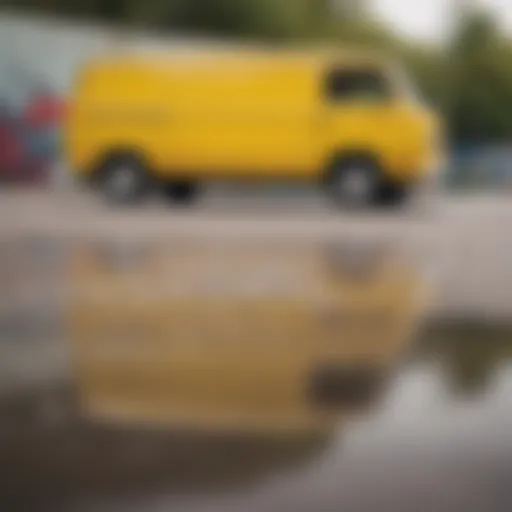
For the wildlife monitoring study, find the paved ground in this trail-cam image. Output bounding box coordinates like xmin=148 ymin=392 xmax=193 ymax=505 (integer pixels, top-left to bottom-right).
xmin=1 ymin=189 xmax=512 ymax=320
xmin=2 ymin=189 xmax=512 ymax=512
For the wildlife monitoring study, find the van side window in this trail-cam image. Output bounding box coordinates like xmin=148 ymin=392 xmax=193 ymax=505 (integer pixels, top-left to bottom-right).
xmin=325 ymin=68 xmax=391 ymax=102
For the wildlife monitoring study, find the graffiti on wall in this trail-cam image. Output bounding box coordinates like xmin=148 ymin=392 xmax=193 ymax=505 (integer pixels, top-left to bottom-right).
xmin=0 ymin=13 xmax=101 ymax=188
xmin=0 ymin=78 xmax=65 ymax=185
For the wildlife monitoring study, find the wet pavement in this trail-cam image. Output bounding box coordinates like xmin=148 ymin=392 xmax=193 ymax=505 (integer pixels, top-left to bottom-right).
xmin=3 ymin=190 xmax=512 ymax=321
xmin=2 ymin=323 xmax=512 ymax=512
xmin=1 ymin=211 xmax=512 ymax=511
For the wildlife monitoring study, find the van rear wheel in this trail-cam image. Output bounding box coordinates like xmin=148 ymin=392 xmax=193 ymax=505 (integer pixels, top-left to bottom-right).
xmin=98 ymin=154 xmax=151 ymax=205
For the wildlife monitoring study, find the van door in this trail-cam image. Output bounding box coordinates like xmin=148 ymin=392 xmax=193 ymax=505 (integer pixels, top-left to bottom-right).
xmin=322 ymin=65 xmax=396 ymax=164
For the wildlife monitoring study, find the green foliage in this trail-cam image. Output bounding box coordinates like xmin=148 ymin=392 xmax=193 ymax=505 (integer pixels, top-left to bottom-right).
xmin=448 ymin=8 xmax=512 ymax=142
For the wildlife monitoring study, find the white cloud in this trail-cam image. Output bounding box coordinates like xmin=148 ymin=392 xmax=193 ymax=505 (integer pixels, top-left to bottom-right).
xmin=371 ymin=0 xmax=512 ymax=42
xmin=371 ymin=0 xmax=451 ymax=42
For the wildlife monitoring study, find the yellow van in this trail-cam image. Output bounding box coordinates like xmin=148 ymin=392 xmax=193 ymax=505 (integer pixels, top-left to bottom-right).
xmin=66 ymin=48 xmax=441 ymax=207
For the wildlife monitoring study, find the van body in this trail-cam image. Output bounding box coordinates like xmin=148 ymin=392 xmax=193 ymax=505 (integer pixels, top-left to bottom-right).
xmin=66 ymin=49 xmax=442 ymax=206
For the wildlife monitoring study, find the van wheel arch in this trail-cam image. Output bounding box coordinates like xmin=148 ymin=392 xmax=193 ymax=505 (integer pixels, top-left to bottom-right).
xmin=323 ymin=151 xmax=382 ymax=184
xmin=93 ymin=148 xmax=152 ymax=183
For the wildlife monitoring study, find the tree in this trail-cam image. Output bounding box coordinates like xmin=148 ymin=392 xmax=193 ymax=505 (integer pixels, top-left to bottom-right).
xmin=448 ymin=8 xmax=512 ymax=142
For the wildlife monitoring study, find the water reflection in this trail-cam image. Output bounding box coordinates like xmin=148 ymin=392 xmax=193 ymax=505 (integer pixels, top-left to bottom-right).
xmin=1 ymin=235 xmax=512 ymax=511
xmin=67 ymin=237 xmax=428 ymax=431
xmin=416 ymin=323 xmax=512 ymax=399
xmin=1 ymin=411 xmax=329 ymax=510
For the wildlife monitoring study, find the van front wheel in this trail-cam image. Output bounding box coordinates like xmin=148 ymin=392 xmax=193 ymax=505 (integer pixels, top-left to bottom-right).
xmin=325 ymin=157 xmax=408 ymax=209
xmin=325 ymin=157 xmax=380 ymax=208
xmin=376 ymin=181 xmax=408 ymax=207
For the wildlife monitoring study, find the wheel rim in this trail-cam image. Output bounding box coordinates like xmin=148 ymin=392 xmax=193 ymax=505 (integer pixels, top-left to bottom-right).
xmin=105 ymin=165 xmax=138 ymax=199
xmin=335 ymin=166 xmax=373 ymax=204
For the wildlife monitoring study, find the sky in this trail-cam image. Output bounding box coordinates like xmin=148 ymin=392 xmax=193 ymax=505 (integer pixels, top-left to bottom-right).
xmin=371 ymin=0 xmax=512 ymax=42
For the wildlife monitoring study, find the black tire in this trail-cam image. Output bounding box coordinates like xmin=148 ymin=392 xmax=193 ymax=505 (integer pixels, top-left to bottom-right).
xmin=325 ymin=156 xmax=409 ymax=209
xmin=162 ymin=181 xmax=199 ymax=206
xmin=375 ymin=180 xmax=409 ymax=208
xmin=98 ymin=154 xmax=151 ymax=205
xmin=325 ymin=156 xmax=381 ymax=209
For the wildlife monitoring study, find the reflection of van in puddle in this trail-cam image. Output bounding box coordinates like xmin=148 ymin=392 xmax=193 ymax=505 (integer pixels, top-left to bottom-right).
xmin=68 ymin=238 xmax=429 ymax=432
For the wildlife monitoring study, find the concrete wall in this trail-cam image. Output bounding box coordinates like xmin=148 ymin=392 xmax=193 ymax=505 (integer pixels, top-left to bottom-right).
xmin=0 ymin=12 xmax=219 ymax=188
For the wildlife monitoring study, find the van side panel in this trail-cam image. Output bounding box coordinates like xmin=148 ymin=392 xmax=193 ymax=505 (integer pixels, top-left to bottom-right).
xmin=67 ymin=56 xmax=323 ymax=180
xmin=163 ymin=58 xmax=321 ymax=177
xmin=66 ymin=63 xmax=171 ymax=175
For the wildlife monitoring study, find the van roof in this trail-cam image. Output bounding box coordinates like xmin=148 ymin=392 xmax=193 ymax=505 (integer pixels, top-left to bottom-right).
xmin=84 ymin=46 xmax=390 ymax=72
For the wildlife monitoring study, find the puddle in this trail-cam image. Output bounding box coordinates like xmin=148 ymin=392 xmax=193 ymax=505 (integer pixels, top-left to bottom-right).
xmin=1 ymin=236 xmax=511 ymax=511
